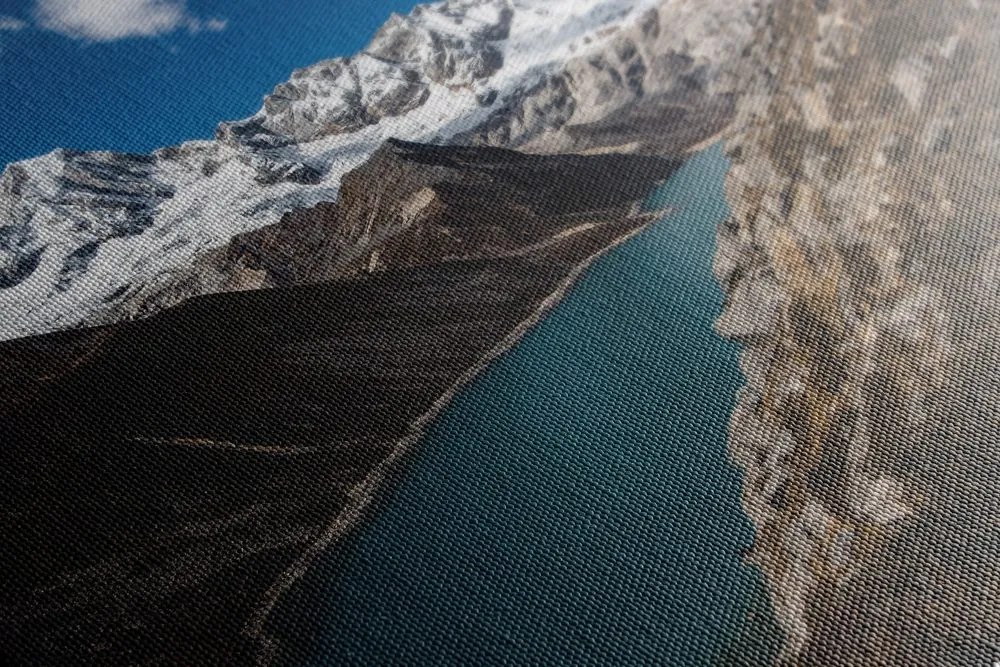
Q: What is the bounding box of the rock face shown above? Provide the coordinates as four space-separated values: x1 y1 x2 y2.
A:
216 139 679 287
717 1 1000 664
0 0 756 342
217 1 512 147
0 141 679 665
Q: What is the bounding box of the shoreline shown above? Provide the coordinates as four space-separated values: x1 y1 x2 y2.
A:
270 146 780 666
246 206 669 661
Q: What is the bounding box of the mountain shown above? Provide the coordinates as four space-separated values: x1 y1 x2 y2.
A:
0 140 678 665
3 1 998 665
717 1 1000 664
0 0 760 661
0 0 755 341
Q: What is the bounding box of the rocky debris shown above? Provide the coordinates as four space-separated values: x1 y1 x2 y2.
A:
717 1 1000 664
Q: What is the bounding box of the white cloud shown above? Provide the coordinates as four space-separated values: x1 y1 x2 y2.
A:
0 15 28 31
33 0 226 42
205 17 227 31
190 16 228 33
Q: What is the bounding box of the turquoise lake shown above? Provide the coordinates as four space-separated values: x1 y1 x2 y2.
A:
276 146 776 665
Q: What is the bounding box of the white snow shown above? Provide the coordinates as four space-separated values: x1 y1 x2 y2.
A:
0 0 660 341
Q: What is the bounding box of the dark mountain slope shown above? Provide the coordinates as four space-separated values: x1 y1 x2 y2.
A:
0 141 677 664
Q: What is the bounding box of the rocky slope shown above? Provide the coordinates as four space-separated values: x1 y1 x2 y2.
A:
0 0 756 341
0 141 679 665
161 138 678 297
716 1 1000 664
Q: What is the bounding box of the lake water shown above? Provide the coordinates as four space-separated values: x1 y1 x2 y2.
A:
275 145 778 665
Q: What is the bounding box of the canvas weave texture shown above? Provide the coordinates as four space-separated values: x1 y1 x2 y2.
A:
0 1 997 665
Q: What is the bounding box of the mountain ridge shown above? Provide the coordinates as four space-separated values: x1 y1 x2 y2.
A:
0 0 755 341
0 139 680 665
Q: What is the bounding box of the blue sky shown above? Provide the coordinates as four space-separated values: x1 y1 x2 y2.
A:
0 0 420 168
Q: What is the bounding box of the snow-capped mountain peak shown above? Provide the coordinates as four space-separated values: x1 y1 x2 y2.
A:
0 0 755 341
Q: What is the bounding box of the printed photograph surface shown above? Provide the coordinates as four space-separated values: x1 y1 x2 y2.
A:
0 1 997 665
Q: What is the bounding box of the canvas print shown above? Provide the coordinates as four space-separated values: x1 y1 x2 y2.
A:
0 0 997 665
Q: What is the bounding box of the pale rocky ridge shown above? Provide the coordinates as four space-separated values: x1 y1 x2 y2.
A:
716 1 1000 664
0 0 756 340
